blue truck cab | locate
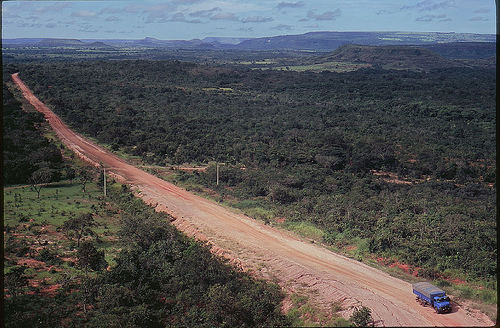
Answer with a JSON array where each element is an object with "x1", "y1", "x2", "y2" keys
[{"x1": 412, "y1": 282, "x2": 451, "y2": 314}]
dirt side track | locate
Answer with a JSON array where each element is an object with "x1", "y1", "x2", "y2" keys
[{"x1": 12, "y1": 73, "x2": 493, "y2": 327}]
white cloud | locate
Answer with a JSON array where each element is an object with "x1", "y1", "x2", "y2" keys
[
  {"x1": 71, "y1": 10, "x2": 98, "y2": 18},
  {"x1": 144, "y1": 3, "x2": 172, "y2": 13},
  {"x1": 237, "y1": 27, "x2": 254, "y2": 32},
  {"x1": 276, "y1": 1, "x2": 305, "y2": 11},
  {"x1": 415, "y1": 14, "x2": 450, "y2": 22},
  {"x1": 241, "y1": 16, "x2": 273, "y2": 23},
  {"x1": 401, "y1": 0, "x2": 455, "y2": 12},
  {"x1": 143, "y1": 3, "x2": 172, "y2": 23},
  {"x1": 304, "y1": 23, "x2": 320, "y2": 29},
  {"x1": 271, "y1": 24, "x2": 293, "y2": 31},
  {"x1": 189, "y1": 7, "x2": 222, "y2": 18},
  {"x1": 169, "y1": 12, "x2": 203, "y2": 23},
  {"x1": 33, "y1": 2, "x2": 73, "y2": 14},
  {"x1": 123, "y1": 4, "x2": 143, "y2": 14},
  {"x1": 105, "y1": 16, "x2": 121, "y2": 22},
  {"x1": 210, "y1": 12, "x2": 239, "y2": 21},
  {"x1": 469, "y1": 16, "x2": 489, "y2": 21},
  {"x1": 307, "y1": 9, "x2": 341, "y2": 21}
]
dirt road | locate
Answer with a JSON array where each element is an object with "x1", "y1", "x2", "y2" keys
[{"x1": 12, "y1": 73, "x2": 494, "y2": 327}]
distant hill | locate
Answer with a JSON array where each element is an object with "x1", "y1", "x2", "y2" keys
[
  {"x1": 419, "y1": 42, "x2": 496, "y2": 59},
  {"x1": 233, "y1": 31, "x2": 496, "y2": 52},
  {"x1": 87, "y1": 41, "x2": 114, "y2": 49},
  {"x1": 4, "y1": 32, "x2": 495, "y2": 61},
  {"x1": 318, "y1": 44, "x2": 463, "y2": 71},
  {"x1": 38, "y1": 38, "x2": 86, "y2": 47}
]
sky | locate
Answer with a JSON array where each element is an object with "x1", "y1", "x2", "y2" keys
[{"x1": 2, "y1": 0, "x2": 496, "y2": 40}]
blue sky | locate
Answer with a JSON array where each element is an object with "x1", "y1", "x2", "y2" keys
[{"x1": 2, "y1": 1, "x2": 496, "y2": 40}]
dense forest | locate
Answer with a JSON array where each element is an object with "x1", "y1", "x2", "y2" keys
[
  {"x1": 5, "y1": 60, "x2": 496, "y2": 286},
  {"x1": 3, "y1": 85, "x2": 64, "y2": 184},
  {"x1": 3, "y1": 89, "x2": 294, "y2": 327}
]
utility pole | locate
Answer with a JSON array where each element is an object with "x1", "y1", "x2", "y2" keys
[
  {"x1": 103, "y1": 167, "x2": 106, "y2": 197},
  {"x1": 216, "y1": 162, "x2": 219, "y2": 186}
]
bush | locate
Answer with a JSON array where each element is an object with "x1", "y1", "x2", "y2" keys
[
  {"x1": 35, "y1": 248, "x2": 62, "y2": 266},
  {"x1": 350, "y1": 306, "x2": 373, "y2": 327}
]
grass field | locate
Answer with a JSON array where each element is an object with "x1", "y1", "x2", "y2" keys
[{"x1": 4, "y1": 178, "x2": 123, "y2": 279}]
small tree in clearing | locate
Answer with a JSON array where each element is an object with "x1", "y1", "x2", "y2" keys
[
  {"x1": 78, "y1": 168, "x2": 93, "y2": 193},
  {"x1": 29, "y1": 168, "x2": 53, "y2": 199},
  {"x1": 61, "y1": 213, "x2": 98, "y2": 247}
]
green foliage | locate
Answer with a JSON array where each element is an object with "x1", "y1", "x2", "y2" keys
[
  {"x1": 97, "y1": 211, "x2": 290, "y2": 327},
  {"x1": 61, "y1": 212, "x2": 98, "y2": 247},
  {"x1": 4, "y1": 177, "x2": 290, "y2": 327},
  {"x1": 12, "y1": 60, "x2": 495, "y2": 282},
  {"x1": 77, "y1": 241, "x2": 108, "y2": 272},
  {"x1": 3, "y1": 84, "x2": 63, "y2": 184},
  {"x1": 4, "y1": 60, "x2": 496, "y2": 325},
  {"x1": 350, "y1": 306, "x2": 373, "y2": 327}
]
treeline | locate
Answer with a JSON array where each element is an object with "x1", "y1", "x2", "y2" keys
[
  {"x1": 8, "y1": 61, "x2": 496, "y2": 281},
  {"x1": 3, "y1": 84, "x2": 64, "y2": 184}
]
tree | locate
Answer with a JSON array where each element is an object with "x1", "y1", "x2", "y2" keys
[
  {"x1": 78, "y1": 168, "x2": 93, "y2": 193},
  {"x1": 350, "y1": 306, "x2": 373, "y2": 327},
  {"x1": 77, "y1": 241, "x2": 107, "y2": 272},
  {"x1": 4, "y1": 265, "x2": 30, "y2": 299},
  {"x1": 29, "y1": 168, "x2": 53, "y2": 199},
  {"x1": 61, "y1": 213, "x2": 98, "y2": 247}
]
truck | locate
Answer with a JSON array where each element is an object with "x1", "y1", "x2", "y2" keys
[{"x1": 412, "y1": 282, "x2": 451, "y2": 314}]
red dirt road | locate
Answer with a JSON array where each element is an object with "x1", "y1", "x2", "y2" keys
[{"x1": 12, "y1": 73, "x2": 494, "y2": 327}]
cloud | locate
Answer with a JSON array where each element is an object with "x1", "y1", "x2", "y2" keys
[
  {"x1": 171, "y1": 12, "x2": 186, "y2": 21},
  {"x1": 401, "y1": 0, "x2": 455, "y2": 12},
  {"x1": 105, "y1": 16, "x2": 121, "y2": 22},
  {"x1": 416, "y1": 15, "x2": 434, "y2": 22},
  {"x1": 237, "y1": 27, "x2": 254, "y2": 32},
  {"x1": 376, "y1": 10, "x2": 393, "y2": 15},
  {"x1": 241, "y1": 16, "x2": 273, "y2": 23},
  {"x1": 169, "y1": 12, "x2": 202, "y2": 23},
  {"x1": 416, "y1": 14, "x2": 450, "y2": 22},
  {"x1": 45, "y1": 23, "x2": 57, "y2": 28},
  {"x1": 144, "y1": 3, "x2": 172, "y2": 13},
  {"x1": 473, "y1": 9, "x2": 489, "y2": 13},
  {"x1": 33, "y1": 2, "x2": 73, "y2": 14},
  {"x1": 271, "y1": 24, "x2": 293, "y2": 31},
  {"x1": 2, "y1": 7, "x2": 22, "y2": 19},
  {"x1": 304, "y1": 23, "x2": 320, "y2": 29},
  {"x1": 189, "y1": 7, "x2": 221, "y2": 18},
  {"x1": 276, "y1": 1, "x2": 305, "y2": 11},
  {"x1": 307, "y1": 9, "x2": 341, "y2": 21},
  {"x1": 71, "y1": 10, "x2": 98, "y2": 18},
  {"x1": 123, "y1": 4, "x2": 143, "y2": 14},
  {"x1": 100, "y1": 7, "x2": 122, "y2": 15},
  {"x1": 469, "y1": 16, "x2": 489, "y2": 21},
  {"x1": 210, "y1": 12, "x2": 239, "y2": 21},
  {"x1": 176, "y1": 0, "x2": 204, "y2": 3},
  {"x1": 143, "y1": 3, "x2": 172, "y2": 23}
]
